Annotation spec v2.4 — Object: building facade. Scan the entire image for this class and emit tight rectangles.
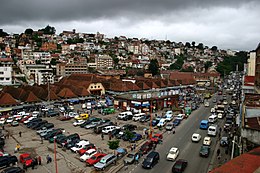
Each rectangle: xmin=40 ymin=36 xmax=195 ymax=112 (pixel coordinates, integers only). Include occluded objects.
xmin=96 ymin=55 xmax=113 ymax=69
xmin=255 ymin=44 xmax=260 ymax=92
xmin=56 ymin=63 xmax=88 ymax=77
xmin=247 ymin=51 xmax=256 ymax=76
xmin=0 ymin=67 xmax=12 ymax=85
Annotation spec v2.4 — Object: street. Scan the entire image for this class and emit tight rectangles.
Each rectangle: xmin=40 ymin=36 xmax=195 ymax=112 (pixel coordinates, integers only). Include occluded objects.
xmin=122 ymin=94 xmax=221 ymax=173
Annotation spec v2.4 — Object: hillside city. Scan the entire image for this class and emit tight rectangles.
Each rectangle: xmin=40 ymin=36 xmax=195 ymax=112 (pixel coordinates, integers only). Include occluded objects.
xmin=0 ymin=25 xmax=260 ymax=173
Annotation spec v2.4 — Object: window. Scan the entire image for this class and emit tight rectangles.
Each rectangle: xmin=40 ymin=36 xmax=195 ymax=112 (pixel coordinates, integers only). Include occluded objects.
xmin=0 ymin=78 xmax=4 ymax=80
xmin=0 ymin=72 xmax=3 ymax=75
xmin=6 ymin=78 xmax=10 ymax=80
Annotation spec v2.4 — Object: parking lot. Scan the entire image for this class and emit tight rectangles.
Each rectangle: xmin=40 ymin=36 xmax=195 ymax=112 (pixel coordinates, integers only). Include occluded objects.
xmin=1 ymin=104 xmax=171 ymax=173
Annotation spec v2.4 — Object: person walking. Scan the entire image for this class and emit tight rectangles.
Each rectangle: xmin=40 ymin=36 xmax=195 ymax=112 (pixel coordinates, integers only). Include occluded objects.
xmin=19 ymin=131 xmax=22 ymax=137
xmin=217 ymin=148 xmax=220 ymax=156
xmin=46 ymin=155 xmax=52 ymax=164
xmin=23 ymin=163 xmax=27 ymax=171
xmin=135 ymin=153 xmax=139 ymax=164
xmin=101 ymin=133 xmax=104 ymax=140
xmin=38 ymin=156 xmax=42 ymax=165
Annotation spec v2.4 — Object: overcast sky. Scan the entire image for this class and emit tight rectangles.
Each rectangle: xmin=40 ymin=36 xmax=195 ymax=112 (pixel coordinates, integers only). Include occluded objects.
xmin=1 ymin=0 xmax=260 ymax=51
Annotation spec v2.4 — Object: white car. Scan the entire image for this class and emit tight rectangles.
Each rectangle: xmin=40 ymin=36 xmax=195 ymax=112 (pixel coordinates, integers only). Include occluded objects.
xmin=73 ymin=120 xmax=85 ymax=126
xmin=0 ymin=117 xmax=6 ymax=125
xmin=210 ymin=108 xmax=215 ymax=113
xmin=203 ymin=137 xmax=212 ymax=146
xmin=6 ymin=117 xmax=14 ymax=124
xmin=80 ymin=149 xmax=97 ymax=162
xmin=166 ymin=147 xmax=179 ymax=161
xmin=176 ymin=114 xmax=185 ymax=120
xmin=191 ymin=133 xmax=201 ymax=142
xmin=23 ymin=117 xmax=36 ymax=124
xmin=204 ymin=102 xmax=209 ymax=107
xmin=223 ymin=100 xmax=228 ymax=105
xmin=32 ymin=111 xmax=40 ymax=117
xmin=102 ymin=126 xmax=120 ymax=134
xmin=71 ymin=140 xmax=90 ymax=152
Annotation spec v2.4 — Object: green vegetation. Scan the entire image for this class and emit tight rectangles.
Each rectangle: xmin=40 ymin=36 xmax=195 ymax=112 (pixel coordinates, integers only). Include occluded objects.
xmin=108 ymin=140 xmax=120 ymax=150
xmin=170 ymin=54 xmax=186 ymax=70
xmin=148 ymin=59 xmax=160 ymax=76
xmin=216 ymin=51 xmax=248 ymax=76
xmin=0 ymin=29 xmax=8 ymax=37
xmin=38 ymin=25 xmax=56 ymax=35
xmin=204 ymin=61 xmax=213 ymax=71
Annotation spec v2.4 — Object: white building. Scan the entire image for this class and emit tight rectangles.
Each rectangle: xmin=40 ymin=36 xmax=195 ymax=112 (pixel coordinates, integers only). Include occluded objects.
xmin=0 ymin=67 xmax=12 ymax=85
xmin=248 ymin=51 xmax=256 ymax=76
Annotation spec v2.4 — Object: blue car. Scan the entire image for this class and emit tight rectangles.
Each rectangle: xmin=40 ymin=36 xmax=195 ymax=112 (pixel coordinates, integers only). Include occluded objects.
xmin=151 ymin=119 xmax=159 ymax=126
xmin=173 ymin=119 xmax=181 ymax=126
xmin=130 ymin=133 xmax=142 ymax=142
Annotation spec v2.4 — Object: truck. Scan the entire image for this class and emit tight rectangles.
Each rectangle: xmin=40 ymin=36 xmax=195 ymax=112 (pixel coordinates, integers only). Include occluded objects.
xmin=216 ymin=105 xmax=225 ymax=119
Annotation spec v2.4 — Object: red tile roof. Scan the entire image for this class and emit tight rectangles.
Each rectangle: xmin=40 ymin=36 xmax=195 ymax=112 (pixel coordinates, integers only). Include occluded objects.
xmin=57 ymin=88 xmax=77 ymax=98
xmin=0 ymin=92 xmax=19 ymax=106
xmin=20 ymin=91 xmax=40 ymax=103
xmin=169 ymin=72 xmax=196 ymax=85
xmin=210 ymin=146 xmax=260 ymax=173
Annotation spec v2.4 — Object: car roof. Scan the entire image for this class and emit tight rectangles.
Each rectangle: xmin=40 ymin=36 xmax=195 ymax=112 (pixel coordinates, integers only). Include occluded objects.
xmin=170 ymin=147 xmax=178 ymax=152
xmin=147 ymin=151 xmax=159 ymax=157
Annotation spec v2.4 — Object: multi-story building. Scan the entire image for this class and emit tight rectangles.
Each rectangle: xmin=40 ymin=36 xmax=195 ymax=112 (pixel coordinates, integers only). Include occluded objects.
xmin=56 ymin=63 xmax=88 ymax=77
xmin=255 ymin=43 xmax=260 ymax=92
xmin=96 ymin=55 xmax=113 ymax=69
xmin=0 ymin=67 xmax=12 ymax=85
xmin=35 ymin=69 xmax=54 ymax=85
xmin=248 ymin=51 xmax=256 ymax=76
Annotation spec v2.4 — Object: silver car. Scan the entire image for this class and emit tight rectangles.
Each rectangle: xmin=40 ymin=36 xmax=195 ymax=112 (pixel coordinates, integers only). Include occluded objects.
xmin=94 ymin=154 xmax=117 ymax=170
xmin=124 ymin=152 xmax=138 ymax=164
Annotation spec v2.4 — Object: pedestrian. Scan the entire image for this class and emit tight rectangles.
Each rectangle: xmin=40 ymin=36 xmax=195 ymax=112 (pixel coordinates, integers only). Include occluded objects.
xmin=16 ymin=143 xmax=20 ymax=151
xmin=2 ymin=125 xmax=4 ymax=130
xmin=217 ymin=149 xmax=220 ymax=156
xmin=35 ymin=157 xmax=38 ymax=165
xmin=31 ymin=160 xmax=35 ymax=169
xmin=101 ymin=133 xmax=104 ymax=140
xmin=219 ymin=127 xmax=222 ymax=134
xmin=109 ymin=133 xmax=112 ymax=140
xmin=133 ymin=143 xmax=136 ymax=150
xmin=153 ymin=143 xmax=157 ymax=150
xmin=38 ymin=156 xmax=42 ymax=165
xmin=23 ymin=163 xmax=27 ymax=171
xmin=135 ymin=153 xmax=139 ymax=164
xmin=41 ymin=137 xmax=43 ymax=144
xmin=19 ymin=131 xmax=22 ymax=137
xmin=7 ymin=132 xmax=9 ymax=139
xmin=124 ymin=162 xmax=128 ymax=171
xmin=131 ymin=145 xmax=133 ymax=151
xmin=46 ymin=155 xmax=52 ymax=164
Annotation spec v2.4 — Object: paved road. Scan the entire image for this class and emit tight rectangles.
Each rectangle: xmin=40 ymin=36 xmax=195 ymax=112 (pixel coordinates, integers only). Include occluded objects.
xmin=125 ymin=95 xmax=220 ymax=173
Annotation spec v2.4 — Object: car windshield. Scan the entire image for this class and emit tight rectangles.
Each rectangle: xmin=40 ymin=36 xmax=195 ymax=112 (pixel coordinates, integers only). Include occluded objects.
xmin=174 ymin=162 xmax=182 ymax=169
xmin=127 ymin=154 xmax=134 ymax=158
xmin=145 ymin=157 xmax=153 ymax=162
xmin=99 ymin=158 xmax=106 ymax=164
xmin=90 ymin=155 xmax=96 ymax=160
xmin=170 ymin=151 xmax=177 ymax=154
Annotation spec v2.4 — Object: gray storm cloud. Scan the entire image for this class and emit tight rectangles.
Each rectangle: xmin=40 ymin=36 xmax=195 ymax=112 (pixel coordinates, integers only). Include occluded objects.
xmin=1 ymin=0 xmax=260 ymax=50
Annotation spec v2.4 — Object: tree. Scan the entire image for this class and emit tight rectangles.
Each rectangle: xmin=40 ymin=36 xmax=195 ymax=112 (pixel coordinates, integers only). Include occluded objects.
xmin=124 ymin=130 xmax=135 ymax=139
xmin=39 ymin=25 xmax=56 ymax=35
xmin=50 ymin=58 xmax=57 ymax=65
xmin=204 ymin=61 xmax=213 ymax=71
xmin=192 ymin=41 xmax=196 ymax=47
xmin=107 ymin=140 xmax=120 ymax=150
xmin=185 ymin=42 xmax=191 ymax=48
xmin=0 ymin=29 xmax=8 ymax=37
xmin=170 ymin=54 xmax=185 ymax=70
xmin=25 ymin=28 xmax=33 ymax=35
xmin=197 ymin=43 xmax=204 ymax=50
xmin=211 ymin=46 xmax=218 ymax=51
xmin=148 ymin=59 xmax=160 ymax=76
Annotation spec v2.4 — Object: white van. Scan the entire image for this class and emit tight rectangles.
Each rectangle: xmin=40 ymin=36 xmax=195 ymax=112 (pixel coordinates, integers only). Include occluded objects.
xmin=102 ymin=126 xmax=120 ymax=134
xmin=208 ymin=115 xmax=218 ymax=124
xmin=132 ymin=113 xmax=145 ymax=121
xmin=208 ymin=125 xmax=218 ymax=136
xmin=117 ymin=111 xmax=133 ymax=120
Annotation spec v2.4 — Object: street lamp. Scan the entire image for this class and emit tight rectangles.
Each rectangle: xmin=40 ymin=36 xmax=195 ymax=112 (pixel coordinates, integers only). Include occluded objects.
xmin=231 ymin=139 xmax=242 ymax=159
xmin=53 ymin=135 xmax=58 ymax=173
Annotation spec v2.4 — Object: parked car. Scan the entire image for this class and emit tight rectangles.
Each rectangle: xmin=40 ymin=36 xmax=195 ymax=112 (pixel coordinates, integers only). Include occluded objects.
xmin=0 ymin=155 xmax=18 ymax=168
xmin=142 ymin=151 xmax=160 ymax=169
xmin=80 ymin=149 xmax=97 ymax=162
xmin=139 ymin=141 xmax=153 ymax=155
xmin=71 ymin=140 xmax=90 ymax=153
xmin=150 ymin=133 xmax=163 ymax=144
xmin=121 ymin=124 xmax=137 ymax=131
xmin=94 ymin=154 xmax=117 ymax=170
xmin=0 ymin=118 xmax=6 ymax=125
xmin=78 ymin=143 xmax=96 ymax=156
xmin=102 ymin=126 xmax=120 ymax=134
xmin=199 ymin=145 xmax=210 ymax=157
xmin=73 ymin=120 xmax=85 ymax=126
xmin=165 ymin=123 xmax=174 ymax=131
xmin=139 ymin=115 xmax=150 ymax=123
xmin=124 ymin=152 xmax=138 ymax=164
xmin=151 ymin=119 xmax=159 ymax=126
xmin=129 ymin=133 xmax=142 ymax=143
xmin=172 ymin=159 xmax=188 ymax=173
xmin=19 ymin=153 xmax=33 ymax=167
xmin=11 ymin=121 xmax=19 ymax=127
xmin=0 ymin=166 xmax=25 ymax=173
xmin=172 ymin=119 xmax=181 ymax=126
xmin=86 ymin=153 xmax=107 ymax=166
xmin=166 ymin=147 xmax=179 ymax=161
xmin=191 ymin=133 xmax=201 ymax=142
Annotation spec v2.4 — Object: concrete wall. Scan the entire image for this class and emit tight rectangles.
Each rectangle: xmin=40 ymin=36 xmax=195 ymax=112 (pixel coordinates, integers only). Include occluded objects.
xmin=241 ymin=128 xmax=260 ymax=145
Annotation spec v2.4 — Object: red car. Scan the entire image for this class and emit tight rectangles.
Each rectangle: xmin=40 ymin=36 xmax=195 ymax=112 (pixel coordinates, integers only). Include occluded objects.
xmin=20 ymin=115 xmax=32 ymax=123
xmin=139 ymin=141 xmax=153 ymax=155
xmin=78 ymin=143 xmax=96 ymax=155
xmin=58 ymin=116 xmax=72 ymax=121
xmin=150 ymin=133 xmax=163 ymax=144
xmin=86 ymin=153 xmax=106 ymax=166
xmin=20 ymin=153 xmax=33 ymax=167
